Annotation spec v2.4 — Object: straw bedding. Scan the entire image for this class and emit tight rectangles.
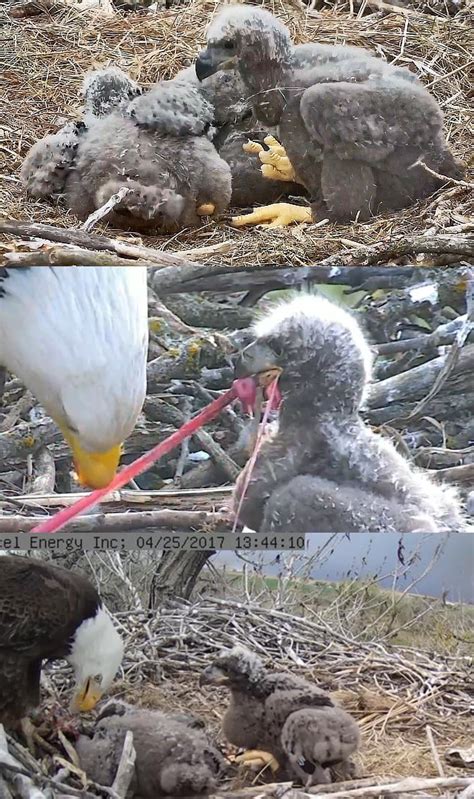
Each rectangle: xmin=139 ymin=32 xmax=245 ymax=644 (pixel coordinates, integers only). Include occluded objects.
xmin=1 ymin=0 xmax=473 ymax=267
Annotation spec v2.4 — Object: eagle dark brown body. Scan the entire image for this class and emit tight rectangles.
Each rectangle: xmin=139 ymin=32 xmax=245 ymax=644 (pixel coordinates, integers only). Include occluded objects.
xmin=0 ymin=556 xmax=100 ymax=726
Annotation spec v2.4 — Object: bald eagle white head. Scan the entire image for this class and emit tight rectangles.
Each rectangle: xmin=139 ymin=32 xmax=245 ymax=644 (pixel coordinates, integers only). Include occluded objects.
xmin=69 ymin=606 xmax=124 ymax=711
xmin=0 ymin=266 xmax=148 ymax=488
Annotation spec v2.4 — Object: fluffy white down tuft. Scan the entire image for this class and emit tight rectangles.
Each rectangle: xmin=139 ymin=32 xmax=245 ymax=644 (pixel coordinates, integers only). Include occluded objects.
xmin=254 ymin=293 xmax=373 ymax=380
xmin=0 ymin=266 xmax=148 ymax=452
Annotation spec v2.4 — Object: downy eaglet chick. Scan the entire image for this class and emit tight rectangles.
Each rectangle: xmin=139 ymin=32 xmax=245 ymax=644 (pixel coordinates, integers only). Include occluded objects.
xmin=22 ymin=67 xmax=232 ymax=232
xmin=174 ymin=65 xmax=306 ymax=207
xmin=195 ymin=6 xmax=463 ymax=227
xmin=76 ymin=700 xmax=225 ymax=798
xmin=20 ymin=67 xmax=141 ymax=201
xmin=232 ymin=294 xmax=468 ymax=533
xmin=200 ymin=645 xmax=359 ymax=786
xmin=65 ymin=71 xmax=232 ymax=231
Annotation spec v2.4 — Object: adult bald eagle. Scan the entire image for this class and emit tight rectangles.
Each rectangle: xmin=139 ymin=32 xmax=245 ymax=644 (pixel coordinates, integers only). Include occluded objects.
xmin=196 ymin=6 xmax=463 ymax=226
xmin=0 ymin=556 xmax=123 ymax=730
xmin=200 ymin=646 xmax=359 ymax=786
xmin=0 ymin=266 xmax=148 ymax=488
xmin=232 ymin=295 xmax=467 ymax=532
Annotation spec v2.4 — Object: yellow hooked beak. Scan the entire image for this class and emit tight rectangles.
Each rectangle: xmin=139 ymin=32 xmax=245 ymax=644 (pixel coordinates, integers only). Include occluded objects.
xmin=61 ymin=429 xmax=122 ymax=489
xmin=71 ymin=677 xmax=103 ymax=713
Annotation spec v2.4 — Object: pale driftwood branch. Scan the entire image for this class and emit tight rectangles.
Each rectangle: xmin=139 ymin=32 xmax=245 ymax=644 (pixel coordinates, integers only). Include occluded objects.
xmin=0 ymin=508 xmax=231 ymax=532
xmin=4 ymin=247 xmax=141 ymax=267
xmin=152 ymin=263 xmax=419 ymax=296
xmin=0 ymin=486 xmax=233 ymax=509
xmin=81 ymin=186 xmax=132 ymax=232
xmin=111 ymin=731 xmax=136 ymax=799
xmin=151 ymin=260 xmax=471 ymax=297
xmin=0 ymin=776 xmax=13 ymax=799
xmin=407 ymin=278 xmax=473 ymax=417
xmin=209 ymin=776 xmax=474 ymax=799
xmin=366 ymin=344 xmax=474 ymax=411
xmin=430 ymin=463 xmax=474 ymax=483
xmin=29 ymin=445 xmax=56 ymax=494
xmin=0 ymin=727 xmax=47 ymax=799
xmin=318 ymin=233 xmax=474 ymax=265
xmin=0 ymin=391 xmax=35 ymax=434
xmin=376 ymin=315 xmax=471 ymax=356
xmin=309 ymin=776 xmax=474 ymax=798
xmin=0 ymin=218 xmax=228 ymax=267
xmin=425 ymin=725 xmax=445 ymax=778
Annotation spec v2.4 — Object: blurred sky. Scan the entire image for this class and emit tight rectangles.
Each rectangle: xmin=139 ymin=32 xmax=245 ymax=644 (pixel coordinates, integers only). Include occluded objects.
xmin=216 ymin=533 xmax=474 ymax=603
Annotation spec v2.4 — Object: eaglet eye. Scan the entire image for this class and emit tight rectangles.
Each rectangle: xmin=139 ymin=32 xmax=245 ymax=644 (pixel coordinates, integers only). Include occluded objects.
xmin=269 ymin=340 xmax=284 ymax=358
xmin=222 ymin=40 xmax=234 ymax=50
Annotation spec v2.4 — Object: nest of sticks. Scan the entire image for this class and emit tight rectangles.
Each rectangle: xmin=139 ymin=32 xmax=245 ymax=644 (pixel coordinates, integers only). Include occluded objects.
xmin=0 ymin=595 xmax=473 ymax=798
xmin=0 ymin=0 xmax=473 ymax=525
xmin=1 ymin=0 xmax=473 ymax=270
xmin=0 ymin=260 xmax=473 ymax=530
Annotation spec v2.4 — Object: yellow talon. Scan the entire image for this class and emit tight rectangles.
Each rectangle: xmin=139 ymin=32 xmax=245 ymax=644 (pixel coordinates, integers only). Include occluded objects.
xmin=243 ymin=136 xmax=296 ymax=182
xmin=232 ymin=750 xmax=280 ymax=773
xmin=243 ymin=140 xmax=264 ymax=155
xmin=232 ymin=202 xmax=312 ymax=228
xmin=261 ymin=163 xmax=290 ymax=181
xmin=197 ymin=202 xmax=216 ymax=216
xmin=263 ymin=135 xmax=287 ymax=154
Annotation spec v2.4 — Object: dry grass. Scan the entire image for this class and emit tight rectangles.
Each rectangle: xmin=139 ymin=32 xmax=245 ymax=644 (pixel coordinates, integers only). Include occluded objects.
xmin=1 ymin=0 xmax=473 ymax=267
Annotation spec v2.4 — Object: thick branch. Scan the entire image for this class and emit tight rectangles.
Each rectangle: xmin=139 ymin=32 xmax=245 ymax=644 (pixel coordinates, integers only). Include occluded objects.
xmin=152 ymin=262 xmax=471 ymax=297
xmin=0 ymin=219 xmax=216 ymax=269
xmin=0 ymin=509 xmax=230 ymax=532
xmin=149 ymin=551 xmax=214 ymax=606
xmin=366 ymin=344 xmax=474 ymax=411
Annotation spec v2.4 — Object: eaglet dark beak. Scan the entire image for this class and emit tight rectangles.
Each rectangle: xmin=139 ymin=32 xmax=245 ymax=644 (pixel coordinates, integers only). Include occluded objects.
xmin=195 ymin=49 xmax=219 ymax=81
xmin=199 ymin=665 xmax=228 ymax=686
xmin=234 ymin=342 xmax=282 ymax=388
xmin=195 ymin=49 xmax=237 ymax=81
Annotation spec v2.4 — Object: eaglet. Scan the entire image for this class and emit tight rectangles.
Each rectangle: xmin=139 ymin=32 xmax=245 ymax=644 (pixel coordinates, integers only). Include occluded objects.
xmin=175 ymin=65 xmax=307 ymax=206
xmin=21 ymin=67 xmax=232 ymax=232
xmin=200 ymin=646 xmax=360 ymax=786
xmin=195 ymin=6 xmax=463 ymax=226
xmin=20 ymin=67 xmax=142 ymax=201
xmin=232 ymin=294 xmax=468 ymax=533
xmin=76 ymin=700 xmax=225 ymax=797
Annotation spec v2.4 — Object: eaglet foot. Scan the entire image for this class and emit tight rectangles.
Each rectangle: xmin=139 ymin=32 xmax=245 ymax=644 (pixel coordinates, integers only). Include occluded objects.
xmin=196 ymin=202 xmax=216 ymax=216
xmin=233 ymin=749 xmax=280 ymax=773
xmin=232 ymin=203 xmax=312 ymax=228
xmin=243 ymin=135 xmax=297 ymax=183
